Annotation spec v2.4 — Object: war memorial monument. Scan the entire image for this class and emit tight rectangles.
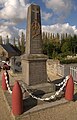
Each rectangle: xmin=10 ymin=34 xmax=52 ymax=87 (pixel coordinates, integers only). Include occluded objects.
xmin=1 ymin=3 xmax=74 ymax=120
xmin=21 ymin=3 xmax=55 ymax=94
xmin=21 ymin=3 xmax=55 ymax=93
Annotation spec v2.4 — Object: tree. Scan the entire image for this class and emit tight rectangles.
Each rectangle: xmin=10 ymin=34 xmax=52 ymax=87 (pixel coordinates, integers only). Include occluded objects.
xmin=6 ymin=35 xmax=9 ymax=44
xmin=71 ymin=35 xmax=77 ymax=54
xmin=65 ymin=33 xmax=68 ymax=38
xmin=47 ymin=42 xmax=54 ymax=58
xmin=13 ymin=37 xmax=16 ymax=46
xmin=0 ymin=36 xmax=3 ymax=44
xmin=42 ymin=32 xmax=46 ymax=44
xmin=21 ymin=32 xmax=25 ymax=54
xmin=52 ymin=33 xmax=55 ymax=39
xmin=61 ymin=33 xmax=65 ymax=40
xmin=43 ymin=41 xmax=54 ymax=58
xmin=18 ymin=37 xmax=21 ymax=50
xmin=50 ymin=33 xmax=52 ymax=39
xmin=56 ymin=33 xmax=60 ymax=39
xmin=61 ymin=42 xmax=70 ymax=53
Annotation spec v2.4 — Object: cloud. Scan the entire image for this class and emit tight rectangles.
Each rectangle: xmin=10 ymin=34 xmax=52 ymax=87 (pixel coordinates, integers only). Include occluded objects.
xmin=42 ymin=11 xmax=53 ymax=21
xmin=0 ymin=25 xmax=18 ymax=39
xmin=0 ymin=0 xmax=76 ymax=43
xmin=1 ymin=22 xmax=77 ymax=42
xmin=0 ymin=0 xmax=28 ymax=42
xmin=0 ymin=25 xmax=26 ymax=42
xmin=42 ymin=23 xmax=77 ymax=35
xmin=0 ymin=0 xmax=30 ymax=23
xmin=43 ymin=0 xmax=73 ymax=22
xmin=0 ymin=20 xmax=16 ymax=26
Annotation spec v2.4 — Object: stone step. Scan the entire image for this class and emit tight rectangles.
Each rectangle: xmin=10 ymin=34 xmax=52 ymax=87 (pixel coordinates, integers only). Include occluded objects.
xmin=19 ymin=80 xmax=56 ymax=95
xmin=23 ymin=91 xmax=64 ymax=109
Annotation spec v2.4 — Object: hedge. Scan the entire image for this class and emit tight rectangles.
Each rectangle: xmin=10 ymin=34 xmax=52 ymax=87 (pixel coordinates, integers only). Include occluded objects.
xmin=60 ymin=58 xmax=77 ymax=64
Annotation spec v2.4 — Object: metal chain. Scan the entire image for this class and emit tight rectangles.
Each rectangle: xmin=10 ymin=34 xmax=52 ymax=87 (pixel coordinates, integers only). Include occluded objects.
xmin=4 ymin=71 xmax=12 ymax=94
xmin=21 ymin=75 xmax=69 ymax=101
xmin=74 ymin=81 xmax=77 ymax=85
xmin=55 ymin=76 xmax=69 ymax=86
xmin=3 ymin=70 xmax=70 ymax=101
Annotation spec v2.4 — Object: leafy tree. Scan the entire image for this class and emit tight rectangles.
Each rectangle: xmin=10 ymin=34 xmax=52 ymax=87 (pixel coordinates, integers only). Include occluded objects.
xmin=71 ymin=35 xmax=77 ymax=54
xmin=47 ymin=42 xmax=54 ymax=58
xmin=56 ymin=33 xmax=60 ymax=39
xmin=6 ymin=35 xmax=9 ymax=44
xmin=0 ymin=36 xmax=3 ymax=44
xmin=61 ymin=33 xmax=65 ymax=40
xmin=50 ymin=33 xmax=52 ymax=39
xmin=65 ymin=33 xmax=68 ymax=38
xmin=13 ymin=37 xmax=16 ymax=46
xmin=61 ymin=42 xmax=70 ymax=53
xmin=52 ymin=33 xmax=55 ymax=39
xmin=48 ymin=32 xmax=50 ymax=39
xmin=43 ymin=41 xmax=54 ymax=58
xmin=42 ymin=32 xmax=77 ymax=59
xmin=18 ymin=37 xmax=21 ymax=50
xmin=42 ymin=32 xmax=46 ymax=44
xmin=21 ymin=32 xmax=25 ymax=54
xmin=52 ymin=51 xmax=58 ymax=59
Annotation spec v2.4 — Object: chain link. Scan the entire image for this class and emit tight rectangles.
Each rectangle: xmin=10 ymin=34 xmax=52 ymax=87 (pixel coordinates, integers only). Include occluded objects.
xmin=4 ymin=70 xmax=70 ymax=101
xmin=55 ymin=76 xmax=69 ymax=86
xmin=4 ymin=71 xmax=12 ymax=94
xmin=21 ymin=75 xmax=69 ymax=101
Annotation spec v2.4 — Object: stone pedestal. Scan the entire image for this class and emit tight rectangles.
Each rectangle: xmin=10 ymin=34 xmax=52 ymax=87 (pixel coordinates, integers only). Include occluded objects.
xmin=22 ymin=54 xmax=47 ymax=85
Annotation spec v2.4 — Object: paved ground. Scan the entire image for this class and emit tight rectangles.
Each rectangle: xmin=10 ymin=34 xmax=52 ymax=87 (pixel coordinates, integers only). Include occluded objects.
xmin=24 ymin=101 xmax=77 ymax=120
xmin=1 ymin=69 xmax=77 ymax=120
xmin=0 ymin=71 xmax=13 ymax=120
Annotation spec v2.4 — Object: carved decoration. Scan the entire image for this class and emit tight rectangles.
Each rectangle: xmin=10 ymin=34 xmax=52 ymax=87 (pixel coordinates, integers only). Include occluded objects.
xmin=31 ymin=20 xmax=40 ymax=38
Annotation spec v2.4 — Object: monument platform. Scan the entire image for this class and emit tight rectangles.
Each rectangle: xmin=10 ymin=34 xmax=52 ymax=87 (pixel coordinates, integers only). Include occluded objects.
xmin=19 ymin=80 xmax=56 ymax=95
xmin=2 ymin=87 xmax=68 ymax=120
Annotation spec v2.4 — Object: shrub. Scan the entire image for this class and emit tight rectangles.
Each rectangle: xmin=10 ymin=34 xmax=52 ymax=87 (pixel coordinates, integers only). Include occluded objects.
xmin=60 ymin=58 xmax=77 ymax=64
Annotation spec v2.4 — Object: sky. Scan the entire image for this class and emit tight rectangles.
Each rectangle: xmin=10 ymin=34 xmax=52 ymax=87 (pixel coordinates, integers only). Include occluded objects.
xmin=0 ymin=0 xmax=77 ymax=42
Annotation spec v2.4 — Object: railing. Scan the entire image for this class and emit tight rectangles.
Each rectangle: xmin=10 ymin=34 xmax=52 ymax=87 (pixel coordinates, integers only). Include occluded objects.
xmin=70 ymin=66 xmax=77 ymax=81
xmin=57 ymin=64 xmax=64 ymax=77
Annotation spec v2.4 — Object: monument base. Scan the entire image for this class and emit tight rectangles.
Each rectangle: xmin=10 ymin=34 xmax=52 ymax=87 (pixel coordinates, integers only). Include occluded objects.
xmin=21 ymin=54 xmax=48 ymax=86
xmin=20 ymin=80 xmax=56 ymax=95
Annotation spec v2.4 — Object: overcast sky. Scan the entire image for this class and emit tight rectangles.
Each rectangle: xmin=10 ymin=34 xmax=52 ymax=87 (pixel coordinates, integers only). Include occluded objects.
xmin=0 ymin=0 xmax=77 ymax=41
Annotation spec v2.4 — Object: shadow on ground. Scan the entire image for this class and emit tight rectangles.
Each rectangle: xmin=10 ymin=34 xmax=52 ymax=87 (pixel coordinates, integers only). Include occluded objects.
xmin=48 ymin=77 xmax=65 ymax=91
xmin=23 ymin=90 xmax=45 ymax=112
xmin=73 ymin=93 xmax=77 ymax=101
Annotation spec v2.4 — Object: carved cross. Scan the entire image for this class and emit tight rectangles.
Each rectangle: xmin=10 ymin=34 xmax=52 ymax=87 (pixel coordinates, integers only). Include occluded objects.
xmin=32 ymin=8 xmax=39 ymax=20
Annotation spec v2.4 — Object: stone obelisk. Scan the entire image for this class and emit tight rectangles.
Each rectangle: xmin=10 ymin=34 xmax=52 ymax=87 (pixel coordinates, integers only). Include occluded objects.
xmin=21 ymin=4 xmax=47 ymax=86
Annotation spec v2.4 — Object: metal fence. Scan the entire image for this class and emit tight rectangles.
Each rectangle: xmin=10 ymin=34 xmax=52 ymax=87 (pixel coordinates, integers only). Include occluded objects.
xmin=70 ymin=66 xmax=77 ymax=81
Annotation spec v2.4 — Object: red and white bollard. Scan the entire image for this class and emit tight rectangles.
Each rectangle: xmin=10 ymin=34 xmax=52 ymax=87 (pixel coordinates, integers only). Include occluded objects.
xmin=65 ymin=75 xmax=74 ymax=101
xmin=12 ymin=81 xmax=23 ymax=116
xmin=2 ymin=71 xmax=8 ymax=90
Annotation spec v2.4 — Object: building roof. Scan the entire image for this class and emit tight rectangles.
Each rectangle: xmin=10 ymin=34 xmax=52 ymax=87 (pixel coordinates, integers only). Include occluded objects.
xmin=1 ymin=43 xmax=21 ymax=56
xmin=10 ymin=44 xmax=21 ymax=55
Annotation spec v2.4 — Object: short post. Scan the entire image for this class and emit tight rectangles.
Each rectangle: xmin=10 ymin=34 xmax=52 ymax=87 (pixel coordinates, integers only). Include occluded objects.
xmin=65 ymin=75 xmax=74 ymax=101
xmin=12 ymin=81 xmax=23 ymax=116
xmin=2 ymin=71 xmax=8 ymax=90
